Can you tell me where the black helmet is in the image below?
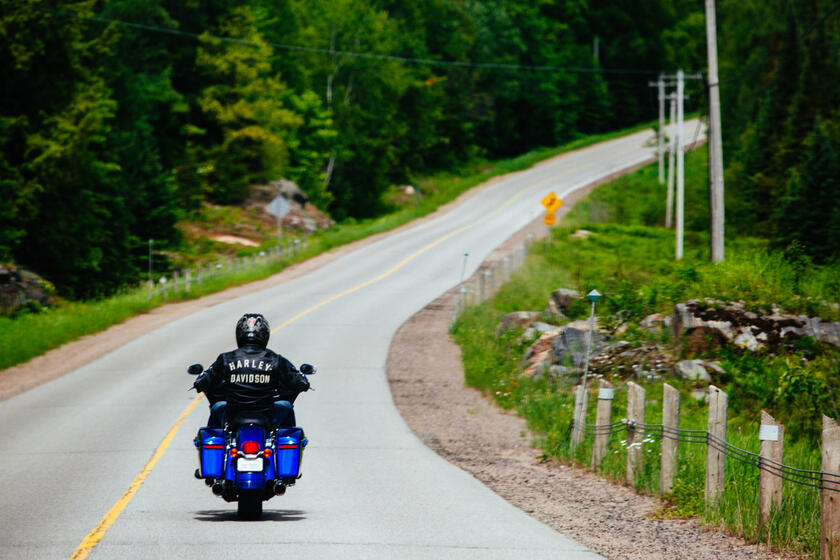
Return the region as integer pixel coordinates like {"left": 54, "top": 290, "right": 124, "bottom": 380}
{"left": 235, "top": 313, "right": 270, "bottom": 348}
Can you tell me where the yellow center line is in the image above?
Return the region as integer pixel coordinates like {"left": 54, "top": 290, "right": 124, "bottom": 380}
{"left": 70, "top": 396, "right": 203, "bottom": 559}
{"left": 68, "top": 146, "right": 609, "bottom": 559}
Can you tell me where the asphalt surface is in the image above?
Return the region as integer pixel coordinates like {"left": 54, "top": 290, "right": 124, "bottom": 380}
{"left": 0, "top": 121, "right": 700, "bottom": 559}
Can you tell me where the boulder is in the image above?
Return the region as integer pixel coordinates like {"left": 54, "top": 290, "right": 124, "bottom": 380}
{"left": 640, "top": 313, "right": 671, "bottom": 333}
{"left": 551, "top": 322, "right": 607, "bottom": 369}
{"left": 674, "top": 360, "right": 711, "bottom": 382}
{"left": 543, "top": 299, "right": 568, "bottom": 323}
{"left": 497, "top": 311, "right": 542, "bottom": 336}
{"left": 550, "top": 288, "right": 582, "bottom": 312}
{"left": 0, "top": 264, "right": 54, "bottom": 315}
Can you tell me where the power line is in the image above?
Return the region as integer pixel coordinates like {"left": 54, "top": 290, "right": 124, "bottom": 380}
{"left": 4, "top": 0, "right": 666, "bottom": 77}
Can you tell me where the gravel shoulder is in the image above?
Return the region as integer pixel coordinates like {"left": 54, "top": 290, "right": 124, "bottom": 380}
{"left": 385, "top": 221, "right": 797, "bottom": 560}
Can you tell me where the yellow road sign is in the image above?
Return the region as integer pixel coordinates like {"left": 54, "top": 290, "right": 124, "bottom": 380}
{"left": 544, "top": 212, "right": 556, "bottom": 226}
{"left": 541, "top": 192, "right": 563, "bottom": 214}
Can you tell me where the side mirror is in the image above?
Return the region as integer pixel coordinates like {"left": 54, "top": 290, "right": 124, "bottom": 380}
{"left": 187, "top": 363, "right": 204, "bottom": 375}
{"left": 300, "top": 363, "right": 316, "bottom": 375}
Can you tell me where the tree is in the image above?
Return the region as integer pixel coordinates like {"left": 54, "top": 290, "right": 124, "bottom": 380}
{"left": 190, "top": 5, "right": 301, "bottom": 205}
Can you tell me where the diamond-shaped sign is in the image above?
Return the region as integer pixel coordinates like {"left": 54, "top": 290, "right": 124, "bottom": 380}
{"left": 541, "top": 192, "right": 563, "bottom": 214}
{"left": 586, "top": 289, "right": 601, "bottom": 303}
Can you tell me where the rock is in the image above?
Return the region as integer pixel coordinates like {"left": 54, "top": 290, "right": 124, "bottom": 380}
{"left": 571, "top": 229, "right": 593, "bottom": 239}
{"left": 640, "top": 313, "right": 671, "bottom": 333}
{"left": 672, "top": 299, "right": 840, "bottom": 352}
{"left": 674, "top": 360, "right": 711, "bottom": 382}
{"left": 530, "top": 321, "right": 562, "bottom": 334}
{"left": 690, "top": 389, "right": 708, "bottom": 402}
{"left": 551, "top": 325, "right": 606, "bottom": 368}
{"left": 550, "top": 288, "right": 582, "bottom": 312}
{"left": 733, "top": 326, "right": 761, "bottom": 351}
{"left": 543, "top": 299, "right": 568, "bottom": 323}
{"left": 0, "top": 264, "right": 54, "bottom": 315}
{"left": 497, "top": 311, "right": 542, "bottom": 336}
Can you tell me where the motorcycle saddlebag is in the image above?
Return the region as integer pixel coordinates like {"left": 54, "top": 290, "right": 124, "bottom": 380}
{"left": 275, "top": 427, "right": 305, "bottom": 478}
{"left": 196, "top": 427, "right": 225, "bottom": 478}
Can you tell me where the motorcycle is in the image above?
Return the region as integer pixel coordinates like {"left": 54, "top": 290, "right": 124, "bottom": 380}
{"left": 187, "top": 362, "right": 315, "bottom": 520}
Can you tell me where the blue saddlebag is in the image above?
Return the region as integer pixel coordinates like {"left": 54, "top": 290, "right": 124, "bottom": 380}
{"left": 196, "top": 427, "right": 225, "bottom": 477}
{"left": 275, "top": 428, "right": 305, "bottom": 478}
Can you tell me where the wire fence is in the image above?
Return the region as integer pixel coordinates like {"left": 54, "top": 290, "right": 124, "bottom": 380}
{"left": 150, "top": 238, "right": 308, "bottom": 297}
{"left": 571, "top": 417, "right": 840, "bottom": 492}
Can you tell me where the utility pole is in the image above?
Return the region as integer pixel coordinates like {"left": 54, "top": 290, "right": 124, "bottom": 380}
{"left": 705, "top": 0, "right": 725, "bottom": 262}
{"left": 676, "top": 69, "right": 685, "bottom": 260}
{"left": 666, "top": 94, "right": 677, "bottom": 228}
{"left": 649, "top": 75, "right": 666, "bottom": 184}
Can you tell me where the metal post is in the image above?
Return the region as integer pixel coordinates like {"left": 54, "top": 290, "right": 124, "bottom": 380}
{"left": 705, "top": 0, "right": 725, "bottom": 263}
{"left": 148, "top": 238, "right": 153, "bottom": 288}
{"left": 580, "top": 290, "right": 601, "bottom": 393}
{"left": 676, "top": 69, "right": 685, "bottom": 260}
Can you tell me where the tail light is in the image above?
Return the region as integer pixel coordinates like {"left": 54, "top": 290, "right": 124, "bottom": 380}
{"left": 241, "top": 440, "right": 260, "bottom": 455}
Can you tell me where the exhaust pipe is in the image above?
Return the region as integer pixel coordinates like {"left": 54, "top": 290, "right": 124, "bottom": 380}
{"left": 212, "top": 481, "right": 225, "bottom": 496}
{"left": 273, "top": 482, "right": 286, "bottom": 496}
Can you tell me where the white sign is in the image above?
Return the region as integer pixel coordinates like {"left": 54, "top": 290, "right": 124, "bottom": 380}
{"left": 598, "top": 388, "right": 614, "bottom": 400}
{"left": 759, "top": 424, "right": 779, "bottom": 442}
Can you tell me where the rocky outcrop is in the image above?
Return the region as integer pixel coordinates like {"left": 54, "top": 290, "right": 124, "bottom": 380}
{"left": 0, "top": 265, "right": 54, "bottom": 315}
{"left": 250, "top": 179, "right": 335, "bottom": 233}
{"left": 672, "top": 299, "right": 840, "bottom": 352}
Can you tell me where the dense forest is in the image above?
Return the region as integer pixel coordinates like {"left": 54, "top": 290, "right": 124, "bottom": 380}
{"left": 1, "top": 0, "right": 838, "bottom": 298}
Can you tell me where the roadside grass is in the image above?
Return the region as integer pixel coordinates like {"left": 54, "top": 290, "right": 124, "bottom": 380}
{"left": 451, "top": 148, "right": 839, "bottom": 557}
{"left": 0, "top": 120, "right": 660, "bottom": 372}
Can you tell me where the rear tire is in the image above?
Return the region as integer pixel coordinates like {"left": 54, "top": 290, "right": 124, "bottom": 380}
{"left": 237, "top": 490, "right": 263, "bottom": 520}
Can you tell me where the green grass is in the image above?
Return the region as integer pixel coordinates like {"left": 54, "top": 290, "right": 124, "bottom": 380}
{"left": 451, "top": 147, "right": 839, "bottom": 557}
{"left": 0, "top": 119, "right": 660, "bottom": 372}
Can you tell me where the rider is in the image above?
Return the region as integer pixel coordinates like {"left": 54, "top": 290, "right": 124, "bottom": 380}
{"left": 193, "top": 313, "right": 310, "bottom": 429}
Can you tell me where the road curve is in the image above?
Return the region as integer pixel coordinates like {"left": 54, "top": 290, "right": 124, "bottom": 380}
{"left": 0, "top": 121, "right": 700, "bottom": 559}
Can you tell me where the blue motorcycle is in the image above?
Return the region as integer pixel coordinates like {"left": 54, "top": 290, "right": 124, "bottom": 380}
{"left": 187, "top": 363, "right": 314, "bottom": 520}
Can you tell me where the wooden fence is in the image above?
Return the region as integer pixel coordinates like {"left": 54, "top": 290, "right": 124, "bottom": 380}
{"left": 572, "top": 382, "right": 840, "bottom": 559}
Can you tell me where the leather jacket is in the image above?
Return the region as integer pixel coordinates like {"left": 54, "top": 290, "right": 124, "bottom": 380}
{"left": 194, "top": 344, "right": 310, "bottom": 416}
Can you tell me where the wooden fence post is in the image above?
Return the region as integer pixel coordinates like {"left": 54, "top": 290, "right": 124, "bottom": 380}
{"left": 591, "top": 379, "right": 614, "bottom": 471}
{"left": 571, "top": 384, "right": 589, "bottom": 451}
{"left": 822, "top": 415, "right": 840, "bottom": 560}
{"left": 626, "top": 381, "right": 646, "bottom": 487}
{"left": 660, "top": 383, "right": 681, "bottom": 496}
{"left": 706, "top": 385, "right": 728, "bottom": 508}
{"left": 185, "top": 268, "right": 192, "bottom": 292}
{"left": 758, "top": 410, "right": 784, "bottom": 535}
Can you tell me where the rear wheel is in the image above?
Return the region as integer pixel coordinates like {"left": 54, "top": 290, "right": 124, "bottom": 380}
{"left": 237, "top": 490, "right": 263, "bottom": 520}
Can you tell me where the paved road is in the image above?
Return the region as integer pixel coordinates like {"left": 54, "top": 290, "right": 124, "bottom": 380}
{"left": 0, "top": 121, "right": 701, "bottom": 559}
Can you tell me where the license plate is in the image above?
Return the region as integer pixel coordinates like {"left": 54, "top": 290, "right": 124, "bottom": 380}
{"left": 237, "top": 457, "right": 263, "bottom": 472}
